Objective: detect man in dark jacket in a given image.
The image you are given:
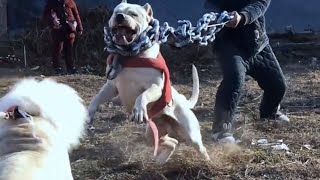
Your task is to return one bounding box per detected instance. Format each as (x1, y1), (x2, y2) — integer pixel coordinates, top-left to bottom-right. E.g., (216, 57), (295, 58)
(205, 0), (289, 143)
(43, 0), (83, 75)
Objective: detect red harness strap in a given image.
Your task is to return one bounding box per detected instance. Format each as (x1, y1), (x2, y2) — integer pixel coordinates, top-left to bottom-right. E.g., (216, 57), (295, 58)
(107, 53), (172, 156)
(121, 53), (172, 115)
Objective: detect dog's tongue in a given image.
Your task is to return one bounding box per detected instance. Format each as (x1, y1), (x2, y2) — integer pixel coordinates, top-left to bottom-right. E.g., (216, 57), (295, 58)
(117, 27), (131, 36)
(116, 27), (134, 45)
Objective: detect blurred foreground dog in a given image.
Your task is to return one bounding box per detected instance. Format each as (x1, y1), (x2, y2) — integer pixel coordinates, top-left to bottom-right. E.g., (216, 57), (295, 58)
(88, 0), (210, 164)
(0, 78), (88, 180)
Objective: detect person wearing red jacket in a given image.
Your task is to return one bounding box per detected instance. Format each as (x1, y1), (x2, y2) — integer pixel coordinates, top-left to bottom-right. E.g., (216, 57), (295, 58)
(43, 0), (83, 75)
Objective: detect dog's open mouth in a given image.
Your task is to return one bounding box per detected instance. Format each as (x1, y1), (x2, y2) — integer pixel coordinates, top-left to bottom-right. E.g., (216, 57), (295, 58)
(112, 26), (137, 46)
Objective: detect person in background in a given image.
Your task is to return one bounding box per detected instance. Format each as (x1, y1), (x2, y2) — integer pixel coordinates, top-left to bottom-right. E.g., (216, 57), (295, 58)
(43, 0), (83, 75)
(204, 0), (289, 143)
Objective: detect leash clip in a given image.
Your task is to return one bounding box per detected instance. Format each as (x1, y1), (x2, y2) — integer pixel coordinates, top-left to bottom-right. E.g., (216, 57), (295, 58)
(106, 55), (123, 80)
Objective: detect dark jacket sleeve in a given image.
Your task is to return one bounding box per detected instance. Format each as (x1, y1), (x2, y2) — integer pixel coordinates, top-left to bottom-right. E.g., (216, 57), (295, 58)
(239, 0), (271, 25)
(71, 1), (83, 32)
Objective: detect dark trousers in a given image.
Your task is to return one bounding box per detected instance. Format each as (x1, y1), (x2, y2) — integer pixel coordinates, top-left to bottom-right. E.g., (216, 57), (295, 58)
(212, 42), (287, 133)
(50, 30), (76, 70)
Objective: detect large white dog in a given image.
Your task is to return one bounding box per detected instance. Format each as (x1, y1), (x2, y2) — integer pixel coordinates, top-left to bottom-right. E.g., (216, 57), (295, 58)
(0, 78), (88, 180)
(88, 0), (210, 164)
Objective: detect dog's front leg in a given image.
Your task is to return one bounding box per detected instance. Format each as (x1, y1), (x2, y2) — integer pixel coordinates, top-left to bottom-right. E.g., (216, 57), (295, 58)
(88, 81), (118, 123)
(131, 84), (162, 123)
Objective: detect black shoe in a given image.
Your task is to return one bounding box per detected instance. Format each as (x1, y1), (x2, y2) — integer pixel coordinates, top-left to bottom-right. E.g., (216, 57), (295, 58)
(67, 67), (78, 75)
(54, 68), (64, 75)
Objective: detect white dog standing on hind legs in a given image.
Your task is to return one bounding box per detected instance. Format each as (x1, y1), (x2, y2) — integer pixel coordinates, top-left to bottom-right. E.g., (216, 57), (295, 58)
(0, 78), (88, 180)
(88, 0), (210, 164)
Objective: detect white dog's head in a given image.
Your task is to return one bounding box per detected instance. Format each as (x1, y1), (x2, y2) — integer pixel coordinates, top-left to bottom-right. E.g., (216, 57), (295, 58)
(0, 78), (88, 151)
(109, 0), (153, 46)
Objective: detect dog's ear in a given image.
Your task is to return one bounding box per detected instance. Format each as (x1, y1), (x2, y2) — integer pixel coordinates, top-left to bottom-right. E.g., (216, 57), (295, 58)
(143, 3), (153, 18)
(121, 0), (127, 3)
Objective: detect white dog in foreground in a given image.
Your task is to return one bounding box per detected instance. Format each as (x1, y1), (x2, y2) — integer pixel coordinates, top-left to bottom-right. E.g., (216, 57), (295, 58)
(88, 0), (210, 164)
(0, 78), (88, 180)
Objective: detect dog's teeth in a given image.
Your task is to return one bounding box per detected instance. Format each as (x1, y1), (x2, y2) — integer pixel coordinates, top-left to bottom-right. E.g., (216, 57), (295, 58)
(123, 36), (129, 44)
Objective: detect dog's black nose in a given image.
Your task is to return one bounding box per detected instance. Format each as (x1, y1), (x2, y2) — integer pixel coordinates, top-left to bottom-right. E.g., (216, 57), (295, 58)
(115, 13), (125, 23)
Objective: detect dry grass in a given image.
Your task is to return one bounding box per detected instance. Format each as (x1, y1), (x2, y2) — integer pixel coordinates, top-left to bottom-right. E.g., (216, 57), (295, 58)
(67, 61), (320, 179)
(68, 61), (320, 180)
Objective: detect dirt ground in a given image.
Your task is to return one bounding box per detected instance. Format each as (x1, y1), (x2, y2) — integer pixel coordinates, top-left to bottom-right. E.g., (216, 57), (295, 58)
(1, 34), (320, 180)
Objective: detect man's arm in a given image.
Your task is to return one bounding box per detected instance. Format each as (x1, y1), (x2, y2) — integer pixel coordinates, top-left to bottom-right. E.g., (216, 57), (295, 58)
(239, 0), (271, 25)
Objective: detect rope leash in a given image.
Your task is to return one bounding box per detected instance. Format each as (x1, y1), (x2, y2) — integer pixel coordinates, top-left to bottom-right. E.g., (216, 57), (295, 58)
(104, 11), (233, 57)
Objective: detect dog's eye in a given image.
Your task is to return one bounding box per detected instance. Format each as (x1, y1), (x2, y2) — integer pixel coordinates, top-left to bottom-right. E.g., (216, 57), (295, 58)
(129, 12), (138, 17)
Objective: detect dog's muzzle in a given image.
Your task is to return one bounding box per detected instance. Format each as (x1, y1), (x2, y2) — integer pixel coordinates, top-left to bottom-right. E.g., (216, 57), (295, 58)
(0, 106), (39, 139)
(0, 106), (28, 120)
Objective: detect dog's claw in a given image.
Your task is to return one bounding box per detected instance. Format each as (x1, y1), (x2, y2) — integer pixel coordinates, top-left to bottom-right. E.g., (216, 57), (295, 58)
(131, 105), (148, 123)
(87, 124), (95, 131)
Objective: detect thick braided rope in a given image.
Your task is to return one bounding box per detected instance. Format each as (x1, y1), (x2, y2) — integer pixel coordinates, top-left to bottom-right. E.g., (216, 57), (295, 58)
(104, 11), (233, 56)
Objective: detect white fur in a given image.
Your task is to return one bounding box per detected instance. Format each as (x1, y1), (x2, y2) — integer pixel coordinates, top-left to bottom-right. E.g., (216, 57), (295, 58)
(0, 78), (88, 180)
(0, 78), (88, 150)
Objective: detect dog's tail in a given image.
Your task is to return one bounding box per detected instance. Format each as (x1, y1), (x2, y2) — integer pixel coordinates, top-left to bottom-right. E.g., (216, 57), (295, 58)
(187, 64), (200, 109)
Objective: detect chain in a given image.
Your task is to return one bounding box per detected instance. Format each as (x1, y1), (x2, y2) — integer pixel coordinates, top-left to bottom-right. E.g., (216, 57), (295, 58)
(104, 11), (233, 56)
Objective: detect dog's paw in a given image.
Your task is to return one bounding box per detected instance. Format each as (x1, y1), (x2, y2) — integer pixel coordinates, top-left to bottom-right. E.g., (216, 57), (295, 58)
(87, 114), (95, 124)
(87, 106), (97, 124)
(87, 124), (96, 133)
(130, 105), (148, 123)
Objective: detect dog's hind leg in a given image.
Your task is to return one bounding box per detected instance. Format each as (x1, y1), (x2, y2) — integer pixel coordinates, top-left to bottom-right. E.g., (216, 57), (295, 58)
(88, 81), (118, 123)
(174, 106), (210, 161)
(156, 135), (178, 164)
(145, 121), (178, 164)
